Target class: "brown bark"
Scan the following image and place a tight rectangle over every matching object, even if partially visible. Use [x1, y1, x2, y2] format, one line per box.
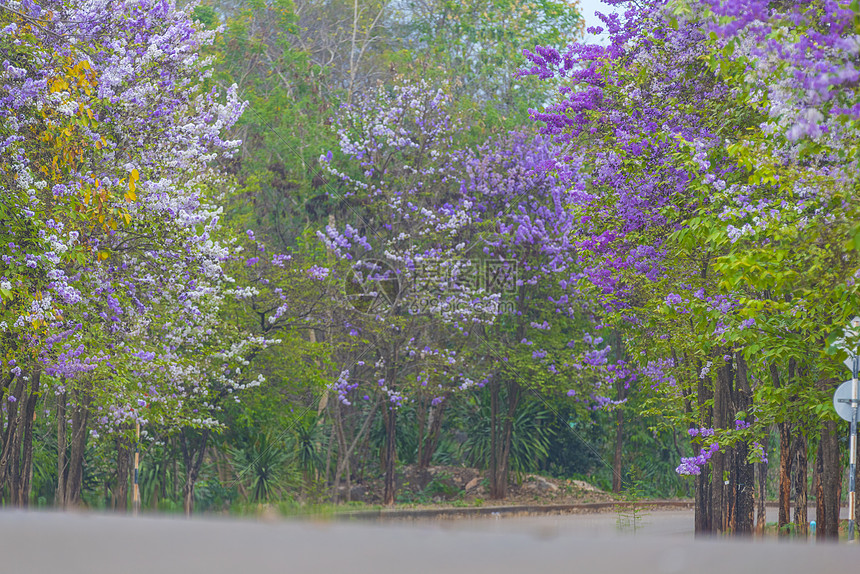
[756, 460, 767, 535]
[64, 394, 91, 507]
[17, 370, 41, 507]
[382, 404, 396, 505]
[415, 397, 427, 471]
[331, 401, 348, 503]
[0, 375, 24, 492]
[489, 379, 500, 499]
[733, 353, 754, 534]
[612, 406, 624, 493]
[180, 428, 210, 516]
[56, 391, 67, 508]
[115, 429, 131, 512]
[695, 465, 712, 534]
[418, 401, 446, 469]
[710, 364, 731, 533]
[498, 380, 520, 498]
[9, 385, 27, 504]
[816, 421, 841, 540]
[694, 365, 713, 535]
[777, 422, 792, 535]
[612, 330, 627, 493]
[792, 433, 808, 536]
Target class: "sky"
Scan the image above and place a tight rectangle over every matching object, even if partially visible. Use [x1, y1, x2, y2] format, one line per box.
[578, 0, 616, 45]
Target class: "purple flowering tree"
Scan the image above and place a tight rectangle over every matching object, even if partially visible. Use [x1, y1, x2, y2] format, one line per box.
[522, 0, 860, 537]
[0, 0, 279, 512]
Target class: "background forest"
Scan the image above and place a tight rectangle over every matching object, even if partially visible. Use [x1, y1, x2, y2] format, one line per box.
[3, 0, 860, 540]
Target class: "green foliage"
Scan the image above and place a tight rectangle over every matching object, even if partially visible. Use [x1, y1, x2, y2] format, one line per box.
[615, 467, 649, 534]
[230, 433, 294, 502]
[458, 391, 556, 475]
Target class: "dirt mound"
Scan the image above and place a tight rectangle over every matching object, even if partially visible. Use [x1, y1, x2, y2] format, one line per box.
[343, 465, 610, 506]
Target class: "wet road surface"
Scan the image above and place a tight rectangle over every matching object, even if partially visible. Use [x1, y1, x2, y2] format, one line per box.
[1, 508, 856, 574]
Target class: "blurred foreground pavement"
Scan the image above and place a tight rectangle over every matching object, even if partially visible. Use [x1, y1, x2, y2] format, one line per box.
[1, 509, 856, 573]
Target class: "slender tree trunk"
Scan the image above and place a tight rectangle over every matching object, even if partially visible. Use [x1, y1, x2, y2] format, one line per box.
[495, 380, 520, 499]
[331, 401, 348, 503]
[180, 429, 210, 516]
[382, 347, 398, 506]
[777, 422, 792, 536]
[18, 369, 41, 507]
[817, 421, 841, 540]
[756, 459, 767, 536]
[64, 392, 91, 507]
[489, 379, 500, 499]
[382, 404, 396, 505]
[415, 397, 427, 471]
[0, 375, 24, 492]
[710, 363, 732, 533]
[56, 391, 67, 509]
[612, 408, 624, 493]
[694, 368, 713, 535]
[115, 429, 130, 512]
[793, 433, 808, 536]
[419, 401, 446, 468]
[695, 465, 712, 534]
[733, 353, 754, 534]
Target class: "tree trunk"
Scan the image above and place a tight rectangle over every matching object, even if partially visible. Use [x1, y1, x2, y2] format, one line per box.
[9, 397, 27, 504]
[331, 401, 348, 503]
[695, 465, 712, 534]
[612, 330, 627, 493]
[17, 369, 41, 507]
[0, 375, 24, 493]
[489, 379, 500, 499]
[495, 380, 521, 500]
[777, 422, 792, 536]
[64, 392, 92, 507]
[793, 433, 808, 536]
[732, 353, 754, 534]
[612, 408, 624, 493]
[180, 429, 210, 516]
[710, 363, 731, 533]
[115, 429, 131, 512]
[382, 404, 396, 505]
[415, 397, 427, 471]
[756, 459, 767, 535]
[382, 348, 398, 506]
[816, 421, 841, 540]
[418, 401, 446, 469]
[694, 367, 713, 535]
[56, 391, 67, 509]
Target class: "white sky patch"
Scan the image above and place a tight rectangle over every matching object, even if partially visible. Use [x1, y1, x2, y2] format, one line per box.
[578, 0, 617, 46]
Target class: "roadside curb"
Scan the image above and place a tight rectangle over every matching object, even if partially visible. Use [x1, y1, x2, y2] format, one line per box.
[328, 499, 695, 521]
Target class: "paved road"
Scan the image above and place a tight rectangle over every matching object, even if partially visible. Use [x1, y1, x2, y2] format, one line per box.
[1, 509, 856, 574]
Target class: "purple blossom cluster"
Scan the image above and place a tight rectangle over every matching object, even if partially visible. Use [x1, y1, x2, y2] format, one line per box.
[676, 443, 720, 476]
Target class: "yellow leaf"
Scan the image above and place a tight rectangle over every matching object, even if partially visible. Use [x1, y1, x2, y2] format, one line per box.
[98, 251, 109, 261]
[130, 168, 139, 183]
[125, 189, 137, 202]
[50, 78, 69, 93]
[122, 212, 132, 225]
